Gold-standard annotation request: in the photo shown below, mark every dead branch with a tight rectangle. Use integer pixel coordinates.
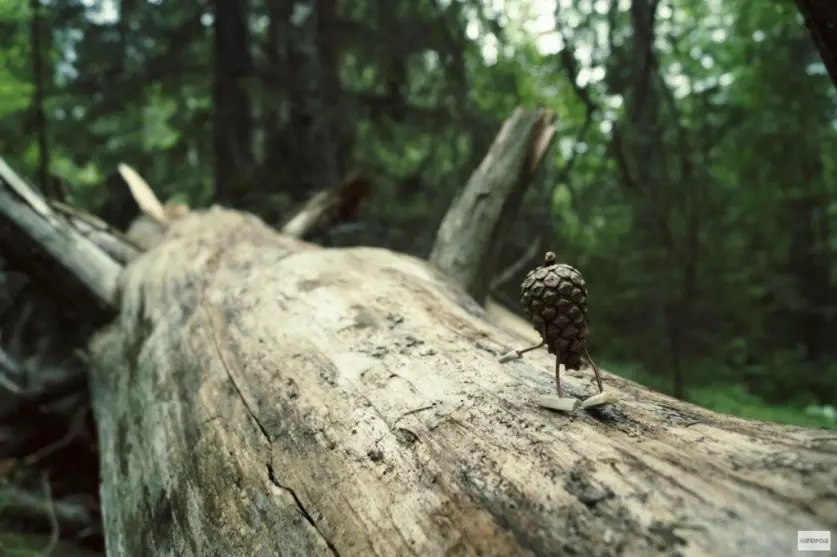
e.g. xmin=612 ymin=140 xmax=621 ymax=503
xmin=0 ymin=158 xmax=119 ymax=320
xmin=46 ymin=200 xmax=141 ymax=265
xmin=430 ymin=106 xmax=557 ymax=305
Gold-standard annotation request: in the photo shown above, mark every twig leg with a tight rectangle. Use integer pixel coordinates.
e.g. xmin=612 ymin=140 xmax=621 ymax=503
xmin=518 ymin=322 xmax=547 ymax=357
xmin=583 ymin=346 xmax=604 ymax=393
xmin=516 ymin=340 xmax=544 ymax=357
xmin=554 ymin=356 xmax=563 ymax=398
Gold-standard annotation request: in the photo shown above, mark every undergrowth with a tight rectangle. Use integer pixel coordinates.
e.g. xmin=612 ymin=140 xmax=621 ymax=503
xmin=606 ymin=360 xmax=837 ymax=430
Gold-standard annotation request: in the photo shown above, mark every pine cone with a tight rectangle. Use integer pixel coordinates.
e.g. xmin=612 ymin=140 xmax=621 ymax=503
xmin=520 ymin=252 xmax=588 ymax=369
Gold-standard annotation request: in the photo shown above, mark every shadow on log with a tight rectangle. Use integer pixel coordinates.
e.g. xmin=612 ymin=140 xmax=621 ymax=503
xmin=89 ymin=208 xmax=837 ymax=557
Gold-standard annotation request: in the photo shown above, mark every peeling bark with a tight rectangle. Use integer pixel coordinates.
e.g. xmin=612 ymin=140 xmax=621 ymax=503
xmin=90 ymin=209 xmax=837 ymax=557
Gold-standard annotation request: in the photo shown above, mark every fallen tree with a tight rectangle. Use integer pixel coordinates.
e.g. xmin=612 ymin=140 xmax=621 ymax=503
xmin=1 ymin=106 xmax=836 ymax=556
xmin=88 ymin=208 xmax=837 ymax=557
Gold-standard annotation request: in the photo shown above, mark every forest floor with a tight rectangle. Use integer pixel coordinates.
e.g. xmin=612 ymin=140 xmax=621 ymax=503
xmin=606 ymin=360 xmax=837 ymax=430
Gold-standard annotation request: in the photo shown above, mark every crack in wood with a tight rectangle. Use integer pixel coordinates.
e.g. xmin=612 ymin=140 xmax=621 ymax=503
xmin=267 ymin=463 xmax=341 ymax=557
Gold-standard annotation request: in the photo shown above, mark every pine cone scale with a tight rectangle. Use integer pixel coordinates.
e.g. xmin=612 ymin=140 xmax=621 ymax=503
xmin=520 ymin=254 xmax=590 ymax=370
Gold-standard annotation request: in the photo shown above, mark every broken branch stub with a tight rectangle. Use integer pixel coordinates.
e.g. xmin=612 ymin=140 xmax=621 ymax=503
xmin=0 ymin=157 xmax=120 ymax=320
xmin=281 ymin=171 xmax=374 ymax=240
xmin=430 ymin=106 xmax=557 ymax=305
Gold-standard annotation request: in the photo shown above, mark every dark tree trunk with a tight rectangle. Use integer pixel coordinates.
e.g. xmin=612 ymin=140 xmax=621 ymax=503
xmin=28 ymin=0 xmax=49 ymax=193
xmin=212 ymin=0 xmax=253 ymax=206
xmin=263 ymin=0 xmax=289 ymax=168
xmin=318 ymin=0 xmax=350 ymax=176
xmin=285 ymin=0 xmax=339 ymax=201
xmin=794 ymin=0 xmax=837 ymax=87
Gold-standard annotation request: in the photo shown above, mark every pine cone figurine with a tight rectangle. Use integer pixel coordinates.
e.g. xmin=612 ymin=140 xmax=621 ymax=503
xmin=519 ymin=251 xmax=604 ymax=397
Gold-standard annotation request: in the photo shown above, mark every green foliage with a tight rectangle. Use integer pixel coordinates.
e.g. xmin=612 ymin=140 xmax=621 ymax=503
xmin=0 ymin=532 xmax=41 ymax=557
xmin=607 ymin=360 xmax=837 ymax=429
xmin=0 ymin=490 xmax=40 ymax=557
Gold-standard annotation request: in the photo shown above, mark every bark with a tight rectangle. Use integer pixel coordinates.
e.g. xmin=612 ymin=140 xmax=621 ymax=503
xmin=430 ymin=107 xmax=556 ymax=305
xmin=87 ymin=209 xmax=837 ymax=557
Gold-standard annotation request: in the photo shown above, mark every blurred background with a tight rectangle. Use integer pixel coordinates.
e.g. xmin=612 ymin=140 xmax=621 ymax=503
xmin=2 ymin=0 xmax=836 ymax=433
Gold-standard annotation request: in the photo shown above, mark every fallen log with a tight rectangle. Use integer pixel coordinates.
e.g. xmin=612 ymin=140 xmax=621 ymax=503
xmin=88 ymin=208 xmax=837 ymax=557
xmin=113 ymin=161 xmax=538 ymax=349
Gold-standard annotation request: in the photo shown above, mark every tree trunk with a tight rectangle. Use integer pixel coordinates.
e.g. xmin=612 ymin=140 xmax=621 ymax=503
xmin=28 ymin=0 xmax=49 ymax=194
xmin=88 ymin=209 xmax=837 ymax=557
xmin=794 ymin=0 xmax=837 ymax=88
xmin=284 ymin=0 xmax=340 ymax=201
xmin=212 ymin=0 xmax=253 ymax=206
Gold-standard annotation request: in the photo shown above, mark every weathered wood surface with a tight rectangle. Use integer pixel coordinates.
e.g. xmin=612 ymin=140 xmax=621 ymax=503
xmin=90 ymin=208 xmax=837 ymax=557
